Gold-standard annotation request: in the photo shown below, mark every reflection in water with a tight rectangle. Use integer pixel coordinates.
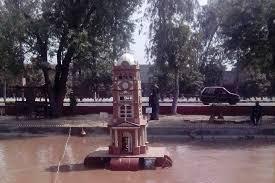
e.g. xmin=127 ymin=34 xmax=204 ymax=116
xmin=0 ymin=144 xmax=11 ymax=183
xmin=37 ymin=146 xmax=49 ymax=166
xmin=64 ymin=145 xmax=76 ymax=171
xmin=0 ymin=144 xmax=7 ymax=172
xmin=0 ymin=135 xmax=274 ymax=183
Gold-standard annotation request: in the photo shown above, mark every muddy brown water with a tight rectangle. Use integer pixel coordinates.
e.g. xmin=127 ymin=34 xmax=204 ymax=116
xmin=0 ymin=134 xmax=274 ymax=183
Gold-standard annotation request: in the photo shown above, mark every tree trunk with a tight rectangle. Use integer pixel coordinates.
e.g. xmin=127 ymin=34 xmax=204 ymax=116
xmin=34 ymin=24 xmax=75 ymax=117
xmin=3 ymin=79 xmax=6 ymax=103
xmin=234 ymin=61 xmax=240 ymax=93
xmin=41 ymin=68 xmax=56 ymax=117
xmin=171 ymin=68 xmax=179 ymax=114
xmin=45 ymin=77 xmax=68 ymax=117
xmin=41 ymin=59 xmax=69 ymax=118
xmin=50 ymin=46 xmax=75 ymax=117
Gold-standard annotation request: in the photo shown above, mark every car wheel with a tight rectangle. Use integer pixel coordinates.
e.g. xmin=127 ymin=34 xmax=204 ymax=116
xmin=203 ymin=102 xmax=209 ymax=105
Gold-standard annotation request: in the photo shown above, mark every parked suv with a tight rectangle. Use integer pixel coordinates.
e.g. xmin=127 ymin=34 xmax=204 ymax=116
xmin=200 ymin=87 xmax=240 ymax=105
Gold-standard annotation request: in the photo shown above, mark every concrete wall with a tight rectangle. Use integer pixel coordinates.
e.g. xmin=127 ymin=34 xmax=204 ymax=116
xmin=3 ymin=105 xmax=275 ymax=116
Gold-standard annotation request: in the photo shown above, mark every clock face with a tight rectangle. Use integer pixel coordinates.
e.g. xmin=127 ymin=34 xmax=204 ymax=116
xmin=122 ymin=82 xmax=129 ymax=89
xmin=118 ymin=80 xmax=132 ymax=90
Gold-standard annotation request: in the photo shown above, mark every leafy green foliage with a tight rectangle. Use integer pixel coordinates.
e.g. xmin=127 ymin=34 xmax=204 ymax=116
xmin=146 ymin=0 xmax=201 ymax=113
xmin=179 ymin=69 xmax=204 ymax=95
xmin=239 ymin=66 xmax=271 ymax=98
xmin=220 ymin=0 xmax=271 ymax=68
xmin=0 ymin=0 xmax=142 ymax=116
xmin=197 ymin=0 xmax=275 ymax=96
xmin=267 ymin=1 xmax=275 ymax=69
xmin=200 ymin=63 xmax=225 ymax=86
xmin=0 ymin=0 xmax=27 ymax=84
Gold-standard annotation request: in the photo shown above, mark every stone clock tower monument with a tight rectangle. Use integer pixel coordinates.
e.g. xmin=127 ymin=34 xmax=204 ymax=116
xmin=108 ymin=53 xmax=148 ymax=155
xmin=84 ymin=53 xmax=172 ymax=170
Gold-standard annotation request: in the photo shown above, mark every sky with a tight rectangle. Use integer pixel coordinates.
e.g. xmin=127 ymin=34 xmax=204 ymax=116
xmin=130 ymin=0 xmax=208 ymax=64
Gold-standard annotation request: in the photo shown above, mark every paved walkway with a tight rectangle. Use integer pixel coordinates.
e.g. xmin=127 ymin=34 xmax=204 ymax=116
xmin=149 ymin=115 xmax=275 ymax=129
xmin=0 ymin=114 xmax=108 ymax=128
xmin=0 ymin=114 xmax=274 ymax=128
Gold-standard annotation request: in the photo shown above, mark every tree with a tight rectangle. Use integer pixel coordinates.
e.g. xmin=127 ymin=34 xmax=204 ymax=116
xmin=179 ymin=68 xmax=203 ymax=96
xmin=0 ymin=36 xmax=24 ymax=102
xmin=24 ymin=58 xmax=44 ymax=87
xmin=0 ymin=0 xmax=141 ymax=116
xmin=0 ymin=0 xmax=26 ymax=101
xmin=196 ymin=1 xmax=228 ymax=87
xmin=73 ymin=57 xmax=113 ymax=99
xmin=0 ymin=34 xmax=24 ymax=88
xmin=150 ymin=64 xmax=174 ymax=99
xmin=218 ymin=0 xmax=272 ymax=91
xmin=196 ymin=0 xmax=228 ymax=66
xmin=200 ymin=62 xmax=225 ymax=86
xmin=239 ymin=66 xmax=271 ymax=98
xmin=151 ymin=60 xmax=203 ymax=101
xmin=197 ymin=0 xmax=275 ymax=94
xmin=267 ymin=0 xmax=275 ymax=70
xmin=146 ymin=0 xmax=199 ymax=114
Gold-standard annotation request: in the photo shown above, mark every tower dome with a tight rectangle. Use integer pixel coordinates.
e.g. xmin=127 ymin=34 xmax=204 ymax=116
xmin=117 ymin=53 xmax=137 ymax=65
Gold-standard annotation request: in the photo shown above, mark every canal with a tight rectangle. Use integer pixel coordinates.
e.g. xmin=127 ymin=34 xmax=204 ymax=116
xmin=0 ymin=134 xmax=274 ymax=183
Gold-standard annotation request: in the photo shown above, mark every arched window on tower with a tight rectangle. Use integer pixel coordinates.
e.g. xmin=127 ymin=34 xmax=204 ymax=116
xmin=120 ymin=104 xmax=132 ymax=118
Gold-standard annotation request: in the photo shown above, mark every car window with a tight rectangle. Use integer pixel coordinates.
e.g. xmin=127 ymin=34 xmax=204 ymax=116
xmin=212 ymin=88 xmax=227 ymax=95
xmin=203 ymin=88 xmax=215 ymax=94
xmin=214 ymin=88 xmax=220 ymax=95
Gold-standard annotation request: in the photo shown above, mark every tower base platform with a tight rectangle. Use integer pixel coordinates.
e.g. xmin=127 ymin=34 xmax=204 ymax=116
xmin=84 ymin=147 xmax=172 ymax=171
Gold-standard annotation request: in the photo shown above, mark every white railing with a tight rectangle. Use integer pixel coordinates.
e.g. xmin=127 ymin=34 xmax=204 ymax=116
xmin=1 ymin=97 xmax=275 ymax=104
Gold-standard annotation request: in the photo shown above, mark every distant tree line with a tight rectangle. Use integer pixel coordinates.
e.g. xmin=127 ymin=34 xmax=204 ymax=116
xmin=146 ymin=0 xmax=275 ymax=113
xmin=0 ymin=0 xmax=275 ymax=115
